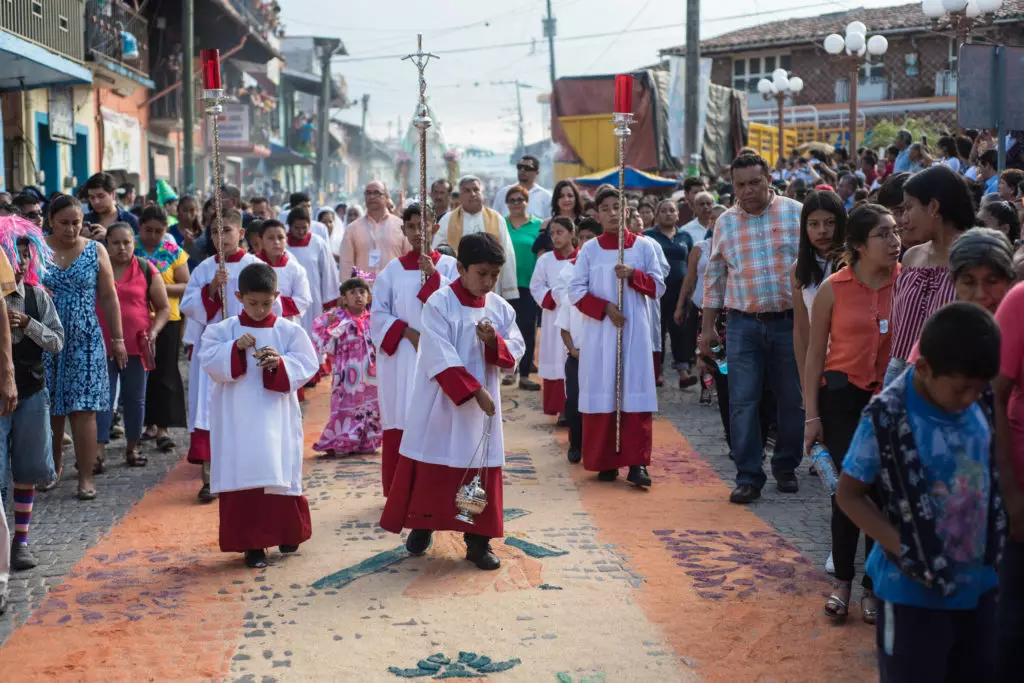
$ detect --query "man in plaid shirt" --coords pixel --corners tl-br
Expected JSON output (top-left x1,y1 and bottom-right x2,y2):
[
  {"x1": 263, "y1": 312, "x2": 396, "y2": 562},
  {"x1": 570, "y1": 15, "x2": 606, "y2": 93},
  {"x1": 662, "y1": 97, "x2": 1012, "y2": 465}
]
[{"x1": 701, "y1": 153, "x2": 805, "y2": 504}]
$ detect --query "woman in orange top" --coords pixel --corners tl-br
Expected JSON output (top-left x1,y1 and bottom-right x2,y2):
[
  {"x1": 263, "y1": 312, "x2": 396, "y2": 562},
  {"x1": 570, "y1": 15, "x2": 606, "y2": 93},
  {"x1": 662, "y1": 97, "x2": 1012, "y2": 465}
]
[{"x1": 802, "y1": 204, "x2": 902, "y2": 625}]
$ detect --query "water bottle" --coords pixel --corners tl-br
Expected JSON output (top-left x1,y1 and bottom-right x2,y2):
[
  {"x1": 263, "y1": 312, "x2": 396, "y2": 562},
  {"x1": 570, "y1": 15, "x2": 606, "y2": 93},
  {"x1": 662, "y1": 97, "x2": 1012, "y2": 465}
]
[
  {"x1": 710, "y1": 343, "x2": 728, "y2": 375},
  {"x1": 810, "y1": 442, "x2": 840, "y2": 496}
]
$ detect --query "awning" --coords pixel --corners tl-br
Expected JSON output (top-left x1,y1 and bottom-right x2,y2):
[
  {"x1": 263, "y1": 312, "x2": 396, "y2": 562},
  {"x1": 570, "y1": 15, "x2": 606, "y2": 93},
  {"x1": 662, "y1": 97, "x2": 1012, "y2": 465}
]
[
  {"x1": 267, "y1": 143, "x2": 314, "y2": 166},
  {"x1": 0, "y1": 32, "x2": 92, "y2": 91},
  {"x1": 574, "y1": 166, "x2": 678, "y2": 190},
  {"x1": 281, "y1": 68, "x2": 342, "y2": 101}
]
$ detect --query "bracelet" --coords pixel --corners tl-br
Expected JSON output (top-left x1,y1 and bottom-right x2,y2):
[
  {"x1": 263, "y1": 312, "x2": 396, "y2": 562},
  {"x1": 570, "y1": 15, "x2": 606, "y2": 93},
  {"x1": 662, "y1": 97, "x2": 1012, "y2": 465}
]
[
  {"x1": 805, "y1": 417, "x2": 821, "y2": 424},
  {"x1": 111, "y1": 338, "x2": 124, "y2": 343}
]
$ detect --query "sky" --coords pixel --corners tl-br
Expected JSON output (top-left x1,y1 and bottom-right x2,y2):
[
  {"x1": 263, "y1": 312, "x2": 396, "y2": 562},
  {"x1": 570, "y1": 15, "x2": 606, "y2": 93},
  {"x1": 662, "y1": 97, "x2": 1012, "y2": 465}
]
[{"x1": 282, "y1": 0, "x2": 913, "y2": 154}]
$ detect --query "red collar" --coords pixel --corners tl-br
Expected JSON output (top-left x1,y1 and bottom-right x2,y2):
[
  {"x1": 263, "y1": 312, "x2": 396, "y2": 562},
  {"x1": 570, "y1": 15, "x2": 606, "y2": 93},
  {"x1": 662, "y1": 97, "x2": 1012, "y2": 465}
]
[
  {"x1": 258, "y1": 250, "x2": 288, "y2": 267},
  {"x1": 555, "y1": 248, "x2": 578, "y2": 261},
  {"x1": 287, "y1": 233, "x2": 311, "y2": 248},
  {"x1": 398, "y1": 249, "x2": 442, "y2": 270},
  {"x1": 570, "y1": 257, "x2": 577, "y2": 265},
  {"x1": 215, "y1": 249, "x2": 246, "y2": 264},
  {"x1": 596, "y1": 231, "x2": 637, "y2": 250},
  {"x1": 239, "y1": 312, "x2": 277, "y2": 328},
  {"x1": 451, "y1": 278, "x2": 485, "y2": 308}
]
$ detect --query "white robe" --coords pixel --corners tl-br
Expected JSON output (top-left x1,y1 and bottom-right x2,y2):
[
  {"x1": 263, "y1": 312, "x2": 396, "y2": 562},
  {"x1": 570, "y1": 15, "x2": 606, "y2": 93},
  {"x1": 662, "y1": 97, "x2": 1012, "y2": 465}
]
[
  {"x1": 399, "y1": 285, "x2": 525, "y2": 469},
  {"x1": 288, "y1": 233, "x2": 341, "y2": 339},
  {"x1": 568, "y1": 236, "x2": 665, "y2": 414},
  {"x1": 554, "y1": 261, "x2": 583, "y2": 351},
  {"x1": 432, "y1": 210, "x2": 519, "y2": 300},
  {"x1": 199, "y1": 316, "x2": 319, "y2": 496},
  {"x1": 645, "y1": 236, "x2": 670, "y2": 353},
  {"x1": 529, "y1": 250, "x2": 574, "y2": 380},
  {"x1": 180, "y1": 253, "x2": 282, "y2": 432},
  {"x1": 267, "y1": 251, "x2": 312, "y2": 325},
  {"x1": 370, "y1": 254, "x2": 459, "y2": 432}
]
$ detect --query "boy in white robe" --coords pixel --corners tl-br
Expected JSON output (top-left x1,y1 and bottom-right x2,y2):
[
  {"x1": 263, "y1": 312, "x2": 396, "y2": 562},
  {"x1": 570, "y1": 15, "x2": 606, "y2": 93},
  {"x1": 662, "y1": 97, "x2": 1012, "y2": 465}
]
[
  {"x1": 554, "y1": 217, "x2": 602, "y2": 464},
  {"x1": 380, "y1": 233, "x2": 525, "y2": 571},
  {"x1": 180, "y1": 210, "x2": 281, "y2": 501},
  {"x1": 285, "y1": 207, "x2": 340, "y2": 387},
  {"x1": 568, "y1": 187, "x2": 665, "y2": 487},
  {"x1": 528, "y1": 216, "x2": 578, "y2": 419},
  {"x1": 257, "y1": 220, "x2": 312, "y2": 326},
  {"x1": 626, "y1": 215, "x2": 671, "y2": 387},
  {"x1": 199, "y1": 263, "x2": 320, "y2": 568},
  {"x1": 370, "y1": 204, "x2": 458, "y2": 496}
]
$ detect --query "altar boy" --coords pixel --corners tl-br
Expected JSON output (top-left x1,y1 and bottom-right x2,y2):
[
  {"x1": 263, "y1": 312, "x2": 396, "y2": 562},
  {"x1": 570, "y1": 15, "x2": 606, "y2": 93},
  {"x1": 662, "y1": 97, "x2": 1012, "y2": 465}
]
[
  {"x1": 199, "y1": 263, "x2": 320, "y2": 568},
  {"x1": 380, "y1": 233, "x2": 525, "y2": 570},
  {"x1": 568, "y1": 187, "x2": 664, "y2": 487}
]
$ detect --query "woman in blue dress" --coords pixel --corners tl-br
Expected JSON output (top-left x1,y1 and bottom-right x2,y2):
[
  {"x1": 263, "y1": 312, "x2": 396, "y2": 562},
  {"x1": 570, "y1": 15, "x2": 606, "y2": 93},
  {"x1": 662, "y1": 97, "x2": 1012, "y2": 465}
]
[{"x1": 44, "y1": 195, "x2": 126, "y2": 500}]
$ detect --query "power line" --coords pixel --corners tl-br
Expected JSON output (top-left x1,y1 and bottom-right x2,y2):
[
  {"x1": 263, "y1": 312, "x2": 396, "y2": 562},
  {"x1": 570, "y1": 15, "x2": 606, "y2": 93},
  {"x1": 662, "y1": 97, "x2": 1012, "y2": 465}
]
[
  {"x1": 583, "y1": 0, "x2": 655, "y2": 72},
  {"x1": 333, "y1": 1, "x2": 849, "y2": 64}
]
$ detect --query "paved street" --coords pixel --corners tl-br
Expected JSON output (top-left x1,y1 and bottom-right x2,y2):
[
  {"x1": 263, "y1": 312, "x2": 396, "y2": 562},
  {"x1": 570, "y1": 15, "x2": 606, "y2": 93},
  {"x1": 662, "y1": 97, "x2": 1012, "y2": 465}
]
[{"x1": 0, "y1": 381, "x2": 874, "y2": 681}]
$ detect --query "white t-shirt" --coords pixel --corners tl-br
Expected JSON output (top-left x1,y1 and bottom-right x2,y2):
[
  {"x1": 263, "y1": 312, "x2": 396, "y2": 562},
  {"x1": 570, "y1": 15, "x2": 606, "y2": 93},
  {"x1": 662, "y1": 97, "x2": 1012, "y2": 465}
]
[
  {"x1": 492, "y1": 183, "x2": 552, "y2": 219},
  {"x1": 680, "y1": 219, "x2": 710, "y2": 248}
]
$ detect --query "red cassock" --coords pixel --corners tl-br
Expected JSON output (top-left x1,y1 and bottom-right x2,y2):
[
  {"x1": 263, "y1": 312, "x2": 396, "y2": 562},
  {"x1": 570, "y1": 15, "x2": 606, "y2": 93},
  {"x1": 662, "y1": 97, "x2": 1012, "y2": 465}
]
[
  {"x1": 581, "y1": 412, "x2": 653, "y2": 472},
  {"x1": 218, "y1": 488, "x2": 312, "y2": 552},
  {"x1": 542, "y1": 379, "x2": 566, "y2": 415},
  {"x1": 381, "y1": 428, "x2": 403, "y2": 497}
]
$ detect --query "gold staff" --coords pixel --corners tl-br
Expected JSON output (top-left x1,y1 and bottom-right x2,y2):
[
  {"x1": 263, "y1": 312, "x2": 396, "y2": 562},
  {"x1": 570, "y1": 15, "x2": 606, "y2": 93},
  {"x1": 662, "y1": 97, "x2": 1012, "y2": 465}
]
[
  {"x1": 403, "y1": 34, "x2": 438, "y2": 284},
  {"x1": 612, "y1": 74, "x2": 634, "y2": 455},
  {"x1": 201, "y1": 48, "x2": 228, "y2": 317}
]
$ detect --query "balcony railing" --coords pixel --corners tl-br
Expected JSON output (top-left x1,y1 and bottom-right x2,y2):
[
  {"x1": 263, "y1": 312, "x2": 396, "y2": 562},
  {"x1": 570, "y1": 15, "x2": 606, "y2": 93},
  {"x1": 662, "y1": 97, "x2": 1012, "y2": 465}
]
[
  {"x1": 0, "y1": 0, "x2": 85, "y2": 63},
  {"x1": 835, "y1": 76, "x2": 888, "y2": 104},
  {"x1": 935, "y1": 69, "x2": 957, "y2": 97},
  {"x1": 84, "y1": 0, "x2": 148, "y2": 80},
  {"x1": 149, "y1": 69, "x2": 202, "y2": 128}
]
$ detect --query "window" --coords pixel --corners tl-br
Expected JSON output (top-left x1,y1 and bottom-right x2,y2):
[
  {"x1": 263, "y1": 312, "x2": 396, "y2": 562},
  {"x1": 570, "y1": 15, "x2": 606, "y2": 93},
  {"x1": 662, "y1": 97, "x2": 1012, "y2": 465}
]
[
  {"x1": 860, "y1": 60, "x2": 884, "y2": 83},
  {"x1": 948, "y1": 38, "x2": 958, "y2": 70},
  {"x1": 732, "y1": 53, "x2": 792, "y2": 93},
  {"x1": 30, "y1": 0, "x2": 41, "y2": 18},
  {"x1": 58, "y1": 15, "x2": 68, "y2": 32}
]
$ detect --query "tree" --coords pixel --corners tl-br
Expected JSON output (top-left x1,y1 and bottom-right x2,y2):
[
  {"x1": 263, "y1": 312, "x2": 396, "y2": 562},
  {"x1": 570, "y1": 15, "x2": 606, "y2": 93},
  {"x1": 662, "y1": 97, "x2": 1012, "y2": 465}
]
[{"x1": 868, "y1": 118, "x2": 945, "y2": 150}]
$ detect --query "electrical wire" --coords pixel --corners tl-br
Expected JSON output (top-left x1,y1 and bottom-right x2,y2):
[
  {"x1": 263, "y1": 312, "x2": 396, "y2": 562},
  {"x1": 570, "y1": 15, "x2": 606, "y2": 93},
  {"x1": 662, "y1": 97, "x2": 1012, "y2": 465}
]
[{"x1": 583, "y1": 0, "x2": 654, "y2": 72}]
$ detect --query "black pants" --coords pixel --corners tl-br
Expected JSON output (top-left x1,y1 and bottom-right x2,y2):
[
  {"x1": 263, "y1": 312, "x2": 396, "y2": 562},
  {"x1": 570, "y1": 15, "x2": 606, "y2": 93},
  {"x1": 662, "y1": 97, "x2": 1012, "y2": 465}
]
[
  {"x1": 820, "y1": 381, "x2": 877, "y2": 587},
  {"x1": 510, "y1": 287, "x2": 537, "y2": 378},
  {"x1": 707, "y1": 364, "x2": 774, "y2": 451},
  {"x1": 145, "y1": 319, "x2": 187, "y2": 429},
  {"x1": 659, "y1": 280, "x2": 687, "y2": 369},
  {"x1": 999, "y1": 538, "x2": 1024, "y2": 682},
  {"x1": 877, "y1": 589, "x2": 997, "y2": 682},
  {"x1": 564, "y1": 355, "x2": 582, "y2": 450},
  {"x1": 681, "y1": 300, "x2": 701, "y2": 370}
]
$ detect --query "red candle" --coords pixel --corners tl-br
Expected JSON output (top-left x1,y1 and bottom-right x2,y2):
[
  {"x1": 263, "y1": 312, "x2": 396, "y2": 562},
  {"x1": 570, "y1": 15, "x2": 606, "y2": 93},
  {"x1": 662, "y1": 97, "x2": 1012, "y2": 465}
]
[
  {"x1": 614, "y1": 74, "x2": 634, "y2": 114},
  {"x1": 200, "y1": 48, "x2": 222, "y2": 90}
]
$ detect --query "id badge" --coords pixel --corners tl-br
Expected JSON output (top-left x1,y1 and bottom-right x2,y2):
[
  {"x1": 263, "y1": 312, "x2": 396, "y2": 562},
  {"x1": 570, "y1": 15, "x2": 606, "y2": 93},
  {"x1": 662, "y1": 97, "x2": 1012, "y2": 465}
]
[
  {"x1": 879, "y1": 319, "x2": 889, "y2": 334},
  {"x1": 368, "y1": 249, "x2": 381, "y2": 268}
]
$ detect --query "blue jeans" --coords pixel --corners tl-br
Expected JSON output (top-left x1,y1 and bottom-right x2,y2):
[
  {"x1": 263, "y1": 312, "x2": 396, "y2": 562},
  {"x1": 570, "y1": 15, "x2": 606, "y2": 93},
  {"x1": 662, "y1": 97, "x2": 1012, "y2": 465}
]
[
  {"x1": 97, "y1": 356, "x2": 148, "y2": 443},
  {"x1": 883, "y1": 357, "x2": 908, "y2": 388},
  {"x1": 0, "y1": 390, "x2": 56, "y2": 503},
  {"x1": 726, "y1": 311, "x2": 805, "y2": 489}
]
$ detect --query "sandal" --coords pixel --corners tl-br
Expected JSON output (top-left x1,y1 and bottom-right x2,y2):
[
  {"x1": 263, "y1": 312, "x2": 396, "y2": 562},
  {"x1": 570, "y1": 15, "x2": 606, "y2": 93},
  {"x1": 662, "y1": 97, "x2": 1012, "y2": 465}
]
[
  {"x1": 125, "y1": 447, "x2": 148, "y2": 467},
  {"x1": 77, "y1": 488, "x2": 97, "y2": 501},
  {"x1": 824, "y1": 581, "x2": 852, "y2": 621},
  {"x1": 155, "y1": 436, "x2": 176, "y2": 452},
  {"x1": 92, "y1": 455, "x2": 105, "y2": 475},
  {"x1": 861, "y1": 590, "x2": 881, "y2": 625}
]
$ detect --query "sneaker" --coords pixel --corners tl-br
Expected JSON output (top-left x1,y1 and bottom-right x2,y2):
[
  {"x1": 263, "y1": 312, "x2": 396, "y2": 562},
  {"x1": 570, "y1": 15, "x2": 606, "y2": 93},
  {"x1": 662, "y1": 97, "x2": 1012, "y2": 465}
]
[
  {"x1": 279, "y1": 544, "x2": 299, "y2": 554},
  {"x1": 729, "y1": 484, "x2": 761, "y2": 504},
  {"x1": 776, "y1": 472, "x2": 799, "y2": 494},
  {"x1": 626, "y1": 465, "x2": 651, "y2": 487},
  {"x1": 405, "y1": 529, "x2": 433, "y2": 556},
  {"x1": 244, "y1": 549, "x2": 268, "y2": 568},
  {"x1": 10, "y1": 542, "x2": 38, "y2": 571},
  {"x1": 518, "y1": 378, "x2": 541, "y2": 391},
  {"x1": 502, "y1": 374, "x2": 517, "y2": 386},
  {"x1": 567, "y1": 447, "x2": 582, "y2": 464},
  {"x1": 825, "y1": 552, "x2": 835, "y2": 575}
]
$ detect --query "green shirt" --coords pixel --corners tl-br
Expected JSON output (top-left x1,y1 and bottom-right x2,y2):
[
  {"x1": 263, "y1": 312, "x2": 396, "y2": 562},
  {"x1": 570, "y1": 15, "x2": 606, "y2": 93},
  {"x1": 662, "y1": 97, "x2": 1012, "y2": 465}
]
[{"x1": 506, "y1": 215, "x2": 543, "y2": 289}]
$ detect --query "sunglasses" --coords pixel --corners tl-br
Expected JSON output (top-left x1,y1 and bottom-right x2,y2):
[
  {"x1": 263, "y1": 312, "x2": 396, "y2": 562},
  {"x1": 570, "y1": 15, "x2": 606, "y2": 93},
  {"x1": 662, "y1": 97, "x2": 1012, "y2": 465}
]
[
  {"x1": 507, "y1": 197, "x2": 526, "y2": 204},
  {"x1": 516, "y1": 164, "x2": 538, "y2": 172},
  {"x1": 22, "y1": 211, "x2": 41, "y2": 220}
]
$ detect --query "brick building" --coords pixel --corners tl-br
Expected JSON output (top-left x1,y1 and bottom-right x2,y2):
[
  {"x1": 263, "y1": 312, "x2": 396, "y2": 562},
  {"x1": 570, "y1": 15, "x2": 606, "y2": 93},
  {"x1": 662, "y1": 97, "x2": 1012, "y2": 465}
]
[{"x1": 660, "y1": 1, "x2": 1024, "y2": 149}]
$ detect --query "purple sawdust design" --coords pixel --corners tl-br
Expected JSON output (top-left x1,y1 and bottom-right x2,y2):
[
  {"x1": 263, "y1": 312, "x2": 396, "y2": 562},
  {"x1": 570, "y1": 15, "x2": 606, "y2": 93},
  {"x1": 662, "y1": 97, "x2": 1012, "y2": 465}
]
[
  {"x1": 648, "y1": 444, "x2": 721, "y2": 485},
  {"x1": 655, "y1": 529, "x2": 831, "y2": 600}
]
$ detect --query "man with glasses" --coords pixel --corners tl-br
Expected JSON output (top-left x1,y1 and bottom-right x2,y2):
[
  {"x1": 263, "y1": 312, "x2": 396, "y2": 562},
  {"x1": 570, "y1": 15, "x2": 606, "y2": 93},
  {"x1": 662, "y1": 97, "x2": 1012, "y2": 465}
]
[
  {"x1": 339, "y1": 180, "x2": 410, "y2": 279},
  {"x1": 492, "y1": 155, "x2": 552, "y2": 219},
  {"x1": 11, "y1": 195, "x2": 43, "y2": 230}
]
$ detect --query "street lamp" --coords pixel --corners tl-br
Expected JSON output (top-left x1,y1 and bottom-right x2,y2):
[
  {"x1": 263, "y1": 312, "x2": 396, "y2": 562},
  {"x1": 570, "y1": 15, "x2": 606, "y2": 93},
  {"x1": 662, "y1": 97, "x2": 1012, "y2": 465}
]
[
  {"x1": 921, "y1": 0, "x2": 1003, "y2": 45},
  {"x1": 757, "y1": 70, "x2": 804, "y2": 163},
  {"x1": 823, "y1": 22, "x2": 888, "y2": 160}
]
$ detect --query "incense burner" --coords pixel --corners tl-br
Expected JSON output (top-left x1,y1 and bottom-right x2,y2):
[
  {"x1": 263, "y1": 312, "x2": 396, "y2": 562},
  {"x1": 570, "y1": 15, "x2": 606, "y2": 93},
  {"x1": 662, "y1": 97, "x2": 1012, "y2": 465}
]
[{"x1": 454, "y1": 476, "x2": 488, "y2": 524}]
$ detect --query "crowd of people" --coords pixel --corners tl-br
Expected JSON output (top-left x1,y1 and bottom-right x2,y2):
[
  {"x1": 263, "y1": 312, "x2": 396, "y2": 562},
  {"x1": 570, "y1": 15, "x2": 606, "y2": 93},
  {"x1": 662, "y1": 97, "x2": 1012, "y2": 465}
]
[{"x1": 0, "y1": 131, "x2": 1022, "y2": 681}]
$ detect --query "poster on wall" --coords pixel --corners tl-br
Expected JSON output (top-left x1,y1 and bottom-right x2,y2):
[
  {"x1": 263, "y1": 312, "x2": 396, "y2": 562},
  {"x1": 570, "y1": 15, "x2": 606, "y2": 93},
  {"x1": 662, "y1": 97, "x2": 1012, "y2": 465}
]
[
  {"x1": 49, "y1": 88, "x2": 75, "y2": 143},
  {"x1": 101, "y1": 108, "x2": 143, "y2": 172},
  {"x1": 207, "y1": 103, "x2": 251, "y2": 150}
]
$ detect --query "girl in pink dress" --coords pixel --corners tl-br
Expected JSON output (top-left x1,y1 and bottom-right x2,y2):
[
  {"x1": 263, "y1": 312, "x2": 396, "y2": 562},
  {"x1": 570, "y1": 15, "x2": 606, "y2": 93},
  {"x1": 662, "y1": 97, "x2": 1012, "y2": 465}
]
[{"x1": 312, "y1": 276, "x2": 382, "y2": 455}]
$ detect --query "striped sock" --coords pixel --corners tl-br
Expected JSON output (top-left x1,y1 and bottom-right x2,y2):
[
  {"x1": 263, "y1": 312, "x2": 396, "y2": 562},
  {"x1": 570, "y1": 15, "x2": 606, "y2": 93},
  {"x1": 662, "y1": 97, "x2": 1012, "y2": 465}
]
[{"x1": 13, "y1": 484, "x2": 35, "y2": 545}]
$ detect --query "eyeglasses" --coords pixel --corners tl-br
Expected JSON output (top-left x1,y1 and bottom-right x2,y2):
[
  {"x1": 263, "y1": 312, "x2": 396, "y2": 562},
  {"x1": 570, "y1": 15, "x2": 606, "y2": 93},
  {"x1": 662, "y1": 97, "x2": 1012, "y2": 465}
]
[
  {"x1": 869, "y1": 228, "x2": 903, "y2": 242},
  {"x1": 516, "y1": 164, "x2": 538, "y2": 172},
  {"x1": 364, "y1": 190, "x2": 386, "y2": 198},
  {"x1": 22, "y1": 211, "x2": 41, "y2": 220},
  {"x1": 507, "y1": 197, "x2": 526, "y2": 205}
]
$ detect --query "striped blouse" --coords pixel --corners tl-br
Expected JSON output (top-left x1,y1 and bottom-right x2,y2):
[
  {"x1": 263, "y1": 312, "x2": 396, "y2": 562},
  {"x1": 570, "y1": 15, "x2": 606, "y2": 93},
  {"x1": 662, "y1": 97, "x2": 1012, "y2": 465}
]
[{"x1": 888, "y1": 265, "x2": 956, "y2": 361}]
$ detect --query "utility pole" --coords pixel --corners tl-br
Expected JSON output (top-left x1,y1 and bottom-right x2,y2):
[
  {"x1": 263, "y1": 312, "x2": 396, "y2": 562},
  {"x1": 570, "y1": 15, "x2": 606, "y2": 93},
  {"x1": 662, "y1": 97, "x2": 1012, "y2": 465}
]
[
  {"x1": 314, "y1": 37, "x2": 342, "y2": 199},
  {"x1": 543, "y1": 0, "x2": 556, "y2": 91},
  {"x1": 684, "y1": 0, "x2": 700, "y2": 175},
  {"x1": 182, "y1": 0, "x2": 194, "y2": 191},
  {"x1": 492, "y1": 80, "x2": 533, "y2": 155},
  {"x1": 359, "y1": 93, "x2": 369, "y2": 187}
]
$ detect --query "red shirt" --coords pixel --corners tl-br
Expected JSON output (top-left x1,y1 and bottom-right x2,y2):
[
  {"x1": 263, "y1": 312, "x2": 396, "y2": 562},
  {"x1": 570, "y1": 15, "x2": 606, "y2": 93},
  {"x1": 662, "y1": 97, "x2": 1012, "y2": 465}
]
[{"x1": 98, "y1": 258, "x2": 155, "y2": 356}]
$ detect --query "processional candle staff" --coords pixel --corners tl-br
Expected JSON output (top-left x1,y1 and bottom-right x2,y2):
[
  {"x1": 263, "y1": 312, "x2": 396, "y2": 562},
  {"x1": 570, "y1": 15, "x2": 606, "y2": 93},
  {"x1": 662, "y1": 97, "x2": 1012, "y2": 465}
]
[
  {"x1": 201, "y1": 48, "x2": 228, "y2": 316},
  {"x1": 402, "y1": 34, "x2": 439, "y2": 284},
  {"x1": 612, "y1": 74, "x2": 633, "y2": 455}
]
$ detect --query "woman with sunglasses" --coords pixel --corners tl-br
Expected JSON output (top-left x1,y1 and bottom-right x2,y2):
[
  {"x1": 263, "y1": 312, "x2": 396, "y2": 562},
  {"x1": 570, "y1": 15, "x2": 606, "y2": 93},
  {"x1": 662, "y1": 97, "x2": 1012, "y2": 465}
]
[{"x1": 504, "y1": 184, "x2": 544, "y2": 391}]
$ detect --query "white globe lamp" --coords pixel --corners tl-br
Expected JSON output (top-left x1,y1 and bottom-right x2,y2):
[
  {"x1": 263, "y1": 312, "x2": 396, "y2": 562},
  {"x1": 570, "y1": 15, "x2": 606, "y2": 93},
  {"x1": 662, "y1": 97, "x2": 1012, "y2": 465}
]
[
  {"x1": 824, "y1": 33, "x2": 845, "y2": 54},
  {"x1": 941, "y1": 0, "x2": 969, "y2": 10},
  {"x1": 788, "y1": 76, "x2": 804, "y2": 93},
  {"x1": 844, "y1": 31, "x2": 866, "y2": 53},
  {"x1": 846, "y1": 21, "x2": 867, "y2": 36},
  {"x1": 757, "y1": 78, "x2": 773, "y2": 94},
  {"x1": 965, "y1": 0, "x2": 981, "y2": 16},
  {"x1": 867, "y1": 35, "x2": 889, "y2": 56},
  {"x1": 922, "y1": 0, "x2": 946, "y2": 17}
]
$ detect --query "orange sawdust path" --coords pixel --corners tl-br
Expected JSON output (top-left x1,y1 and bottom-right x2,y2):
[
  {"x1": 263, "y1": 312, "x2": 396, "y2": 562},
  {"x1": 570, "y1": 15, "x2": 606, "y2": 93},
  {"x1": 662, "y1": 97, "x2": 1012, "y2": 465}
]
[
  {"x1": 0, "y1": 386, "x2": 332, "y2": 681},
  {"x1": 562, "y1": 417, "x2": 877, "y2": 682}
]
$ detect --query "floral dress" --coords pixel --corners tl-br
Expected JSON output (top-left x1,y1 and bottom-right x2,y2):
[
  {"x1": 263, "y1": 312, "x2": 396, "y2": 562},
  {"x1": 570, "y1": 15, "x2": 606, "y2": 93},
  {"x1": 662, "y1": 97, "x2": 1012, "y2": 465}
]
[
  {"x1": 44, "y1": 240, "x2": 109, "y2": 415},
  {"x1": 311, "y1": 308, "x2": 382, "y2": 454}
]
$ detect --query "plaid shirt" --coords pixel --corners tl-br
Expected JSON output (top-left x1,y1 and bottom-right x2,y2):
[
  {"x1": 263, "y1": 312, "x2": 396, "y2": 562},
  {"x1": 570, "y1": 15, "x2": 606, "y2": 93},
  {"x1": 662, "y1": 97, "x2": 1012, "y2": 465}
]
[{"x1": 702, "y1": 194, "x2": 801, "y2": 313}]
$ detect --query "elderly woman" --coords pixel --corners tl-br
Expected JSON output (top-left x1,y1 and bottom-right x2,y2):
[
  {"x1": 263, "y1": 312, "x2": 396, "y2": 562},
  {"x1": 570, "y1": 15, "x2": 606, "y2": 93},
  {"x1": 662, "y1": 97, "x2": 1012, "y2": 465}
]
[{"x1": 504, "y1": 183, "x2": 544, "y2": 390}]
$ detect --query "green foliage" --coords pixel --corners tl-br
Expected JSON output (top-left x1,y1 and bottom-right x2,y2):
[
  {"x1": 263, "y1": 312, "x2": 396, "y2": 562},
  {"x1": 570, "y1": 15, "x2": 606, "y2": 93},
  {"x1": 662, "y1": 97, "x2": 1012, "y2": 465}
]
[{"x1": 867, "y1": 118, "x2": 946, "y2": 150}]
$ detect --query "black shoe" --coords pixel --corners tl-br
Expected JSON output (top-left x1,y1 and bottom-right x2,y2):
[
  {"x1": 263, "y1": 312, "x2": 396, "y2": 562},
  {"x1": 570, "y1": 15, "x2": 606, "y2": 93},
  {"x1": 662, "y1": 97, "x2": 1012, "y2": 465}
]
[
  {"x1": 626, "y1": 465, "x2": 652, "y2": 488},
  {"x1": 464, "y1": 533, "x2": 500, "y2": 571},
  {"x1": 279, "y1": 544, "x2": 299, "y2": 554},
  {"x1": 406, "y1": 529, "x2": 433, "y2": 556},
  {"x1": 518, "y1": 378, "x2": 541, "y2": 391},
  {"x1": 10, "y1": 542, "x2": 38, "y2": 571},
  {"x1": 597, "y1": 469, "x2": 618, "y2": 482},
  {"x1": 0, "y1": 589, "x2": 7, "y2": 616},
  {"x1": 567, "y1": 447, "x2": 582, "y2": 464},
  {"x1": 555, "y1": 413, "x2": 568, "y2": 427},
  {"x1": 729, "y1": 484, "x2": 761, "y2": 504},
  {"x1": 197, "y1": 484, "x2": 217, "y2": 503},
  {"x1": 776, "y1": 473, "x2": 799, "y2": 493},
  {"x1": 244, "y1": 549, "x2": 268, "y2": 568}
]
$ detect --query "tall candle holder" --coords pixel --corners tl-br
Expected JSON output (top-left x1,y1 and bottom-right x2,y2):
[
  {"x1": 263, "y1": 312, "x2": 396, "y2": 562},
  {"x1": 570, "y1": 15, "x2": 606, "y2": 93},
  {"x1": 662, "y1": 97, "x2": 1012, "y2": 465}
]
[
  {"x1": 201, "y1": 48, "x2": 228, "y2": 316},
  {"x1": 612, "y1": 74, "x2": 634, "y2": 455}
]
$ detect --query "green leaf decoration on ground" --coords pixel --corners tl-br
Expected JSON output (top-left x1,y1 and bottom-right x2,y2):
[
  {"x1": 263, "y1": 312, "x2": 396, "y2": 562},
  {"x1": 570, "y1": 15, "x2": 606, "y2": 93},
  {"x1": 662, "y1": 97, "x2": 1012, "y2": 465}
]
[{"x1": 387, "y1": 652, "x2": 522, "y2": 679}]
